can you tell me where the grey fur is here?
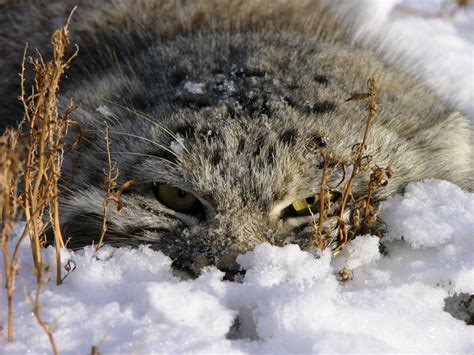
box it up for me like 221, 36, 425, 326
1, 0, 472, 273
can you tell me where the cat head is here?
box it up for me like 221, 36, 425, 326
56, 32, 463, 276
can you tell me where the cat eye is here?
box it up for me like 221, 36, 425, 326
283, 191, 341, 218
153, 183, 204, 215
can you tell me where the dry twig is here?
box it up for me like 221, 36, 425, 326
336, 76, 379, 247
96, 122, 136, 250
0, 7, 79, 347
0, 130, 26, 341
24, 272, 59, 355
18, 7, 78, 285
306, 76, 392, 256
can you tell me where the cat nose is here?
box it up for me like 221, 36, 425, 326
204, 208, 273, 272
215, 249, 242, 273
214, 231, 270, 274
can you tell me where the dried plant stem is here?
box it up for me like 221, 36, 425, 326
19, 7, 78, 285
306, 76, 389, 256
97, 123, 117, 250
0, 6, 78, 349
1, 130, 25, 342
337, 77, 378, 245
25, 273, 59, 355
363, 183, 374, 232
96, 124, 136, 250
5, 229, 29, 341
318, 157, 328, 230
312, 152, 329, 250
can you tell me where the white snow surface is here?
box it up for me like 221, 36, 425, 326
2, 1, 474, 354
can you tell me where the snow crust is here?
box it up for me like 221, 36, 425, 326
3, 180, 473, 354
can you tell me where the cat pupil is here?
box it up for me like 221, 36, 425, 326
177, 189, 187, 198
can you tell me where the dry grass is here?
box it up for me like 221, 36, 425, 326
0, 129, 26, 341
306, 76, 392, 259
96, 123, 136, 250
24, 272, 59, 355
0, 7, 136, 349
19, 8, 79, 286
0, 8, 78, 351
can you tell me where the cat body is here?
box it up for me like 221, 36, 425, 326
0, 0, 471, 273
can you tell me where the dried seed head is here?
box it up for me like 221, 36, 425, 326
338, 266, 353, 282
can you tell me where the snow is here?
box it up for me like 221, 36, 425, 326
95, 105, 114, 118
3, 180, 473, 353
183, 81, 205, 95
170, 135, 186, 154
381, 179, 474, 249
2, 1, 474, 354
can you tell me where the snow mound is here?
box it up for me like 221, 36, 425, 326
381, 179, 474, 249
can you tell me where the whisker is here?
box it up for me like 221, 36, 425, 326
97, 151, 180, 168
101, 98, 192, 156
95, 105, 122, 125
83, 129, 180, 161
58, 151, 179, 194
58, 181, 82, 195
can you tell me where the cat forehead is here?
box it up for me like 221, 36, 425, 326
129, 117, 332, 207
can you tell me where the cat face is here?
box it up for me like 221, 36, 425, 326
61, 102, 350, 274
